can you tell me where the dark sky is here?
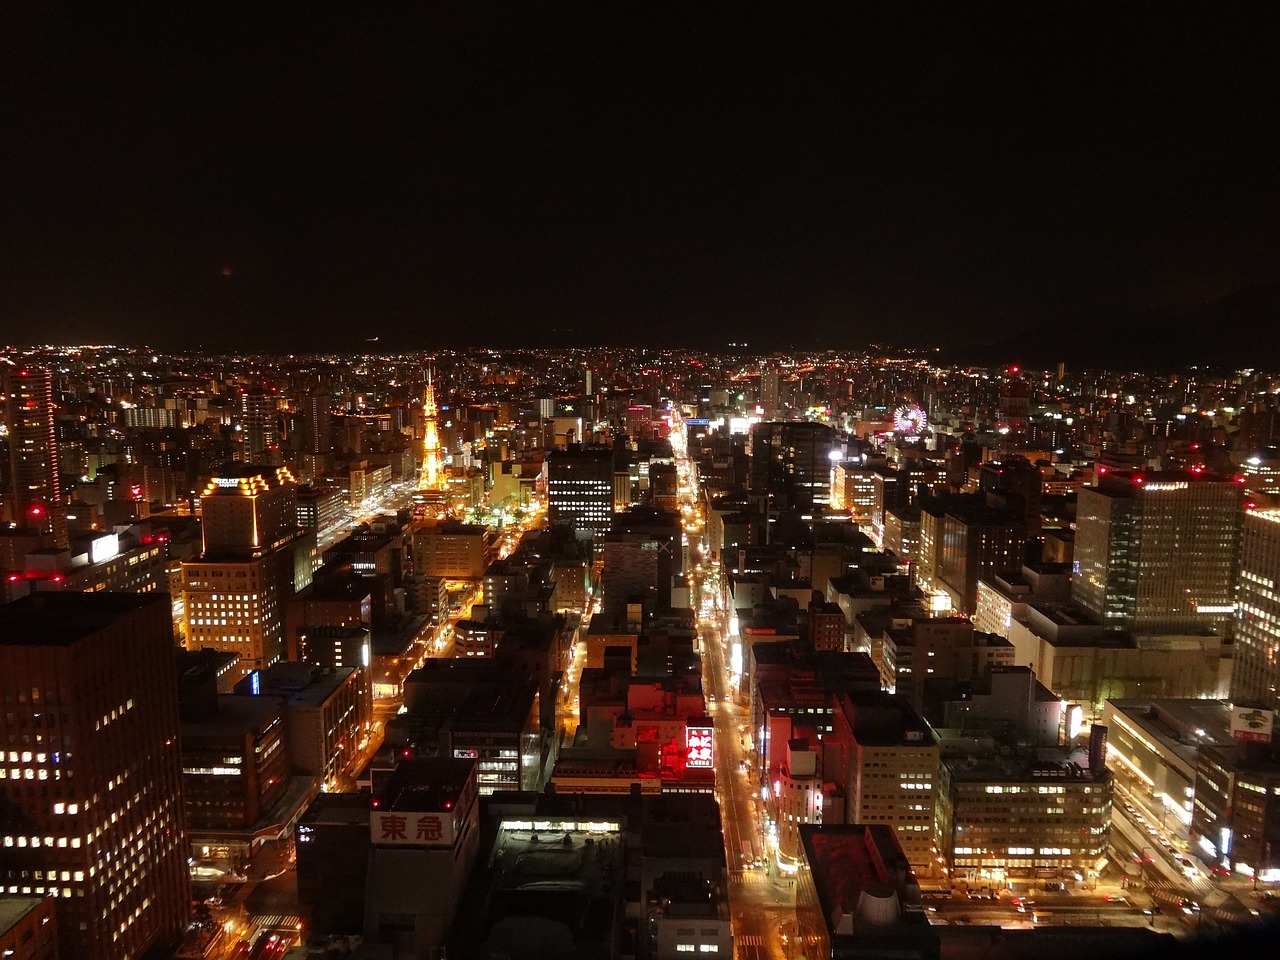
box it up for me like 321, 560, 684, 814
2, 3, 1278, 352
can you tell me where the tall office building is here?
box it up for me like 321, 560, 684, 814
2, 364, 68, 547
0, 593, 189, 960
750, 421, 836, 516
301, 392, 332, 455
936, 501, 1028, 616
183, 464, 312, 682
547, 446, 614, 543
1233, 507, 1280, 710
1072, 470, 1244, 634
759, 364, 780, 414
239, 388, 278, 463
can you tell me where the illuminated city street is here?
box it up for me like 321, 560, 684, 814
4, 11, 1280, 955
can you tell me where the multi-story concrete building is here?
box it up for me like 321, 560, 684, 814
1002, 600, 1233, 718
1101, 698, 1236, 836
826, 691, 941, 880
751, 421, 836, 516
0, 593, 189, 960
808, 599, 846, 653
179, 694, 289, 835
1191, 737, 1280, 878
935, 502, 1028, 616
937, 745, 1112, 887
237, 661, 371, 792
364, 758, 481, 957
409, 519, 493, 580
867, 615, 1014, 710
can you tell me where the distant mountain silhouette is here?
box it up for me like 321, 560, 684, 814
953, 281, 1280, 371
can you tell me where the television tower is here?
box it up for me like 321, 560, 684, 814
419, 362, 444, 492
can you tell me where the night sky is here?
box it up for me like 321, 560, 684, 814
2, 4, 1278, 353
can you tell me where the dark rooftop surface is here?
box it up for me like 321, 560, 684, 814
379, 757, 475, 812
0, 591, 166, 646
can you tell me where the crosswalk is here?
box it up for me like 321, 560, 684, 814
736, 934, 764, 946
253, 914, 305, 932
731, 871, 767, 884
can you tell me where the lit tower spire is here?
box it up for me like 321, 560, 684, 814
419, 362, 444, 491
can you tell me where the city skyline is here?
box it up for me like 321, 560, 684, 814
2, 342, 1280, 956
2, 6, 1279, 362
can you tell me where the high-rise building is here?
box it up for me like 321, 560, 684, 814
239, 387, 279, 463
1233, 507, 1280, 711
547, 446, 615, 544
2, 364, 68, 547
0, 593, 189, 960
751, 421, 836, 516
759, 364, 780, 414
301, 392, 332, 456
936, 501, 1028, 616
1072, 470, 1244, 633
183, 464, 312, 682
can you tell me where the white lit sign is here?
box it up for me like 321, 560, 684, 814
1066, 704, 1084, 740
89, 533, 120, 565
214, 477, 240, 488
686, 726, 714, 769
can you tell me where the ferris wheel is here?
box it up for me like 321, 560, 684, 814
893, 403, 928, 437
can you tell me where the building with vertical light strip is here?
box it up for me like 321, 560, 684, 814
0, 593, 189, 960
1233, 506, 1280, 712
183, 465, 313, 683
2, 364, 68, 548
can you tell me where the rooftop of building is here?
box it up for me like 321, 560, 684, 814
325, 531, 397, 555
0, 896, 49, 936
944, 745, 1108, 783
482, 811, 625, 946
837, 690, 936, 747
202, 463, 298, 495
0, 591, 166, 646
403, 659, 539, 728
246, 661, 357, 706
411, 517, 490, 536
1093, 468, 1244, 495
370, 613, 429, 657
378, 757, 475, 813
297, 790, 372, 828
934, 925, 1177, 960
1104, 698, 1235, 770
298, 565, 373, 601
181, 693, 285, 736
799, 824, 930, 939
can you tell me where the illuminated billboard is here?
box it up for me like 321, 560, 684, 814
686, 725, 714, 769
1230, 707, 1274, 743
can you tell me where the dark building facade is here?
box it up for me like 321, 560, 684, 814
0, 593, 189, 960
